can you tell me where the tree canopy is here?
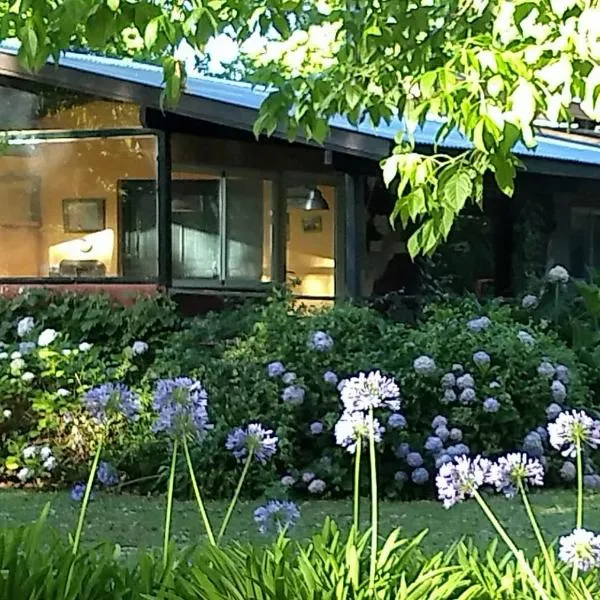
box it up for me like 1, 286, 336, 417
1, 0, 599, 255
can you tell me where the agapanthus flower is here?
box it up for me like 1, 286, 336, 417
226, 423, 278, 464
473, 351, 491, 367
267, 361, 285, 378
521, 294, 538, 309
281, 475, 295, 487
424, 436, 444, 454
523, 431, 544, 457
309, 331, 333, 351
387, 413, 407, 429
449, 428, 463, 442
18, 342, 36, 355
310, 421, 324, 435
551, 380, 567, 402
131, 341, 148, 356
85, 382, 141, 424
558, 529, 600, 572
517, 330, 535, 346
323, 370, 338, 385
282, 372, 297, 384
548, 410, 600, 458
537, 361, 555, 378
440, 373, 456, 389
37, 329, 57, 347
488, 453, 544, 497
584, 474, 600, 490
22, 445, 36, 459
483, 397, 500, 413
546, 403, 562, 421
254, 500, 300, 535
16, 317, 34, 338
70, 482, 94, 502
436, 426, 450, 442
152, 378, 210, 438
281, 385, 305, 405
413, 356, 437, 376
442, 389, 457, 404
17, 467, 30, 482
447, 443, 470, 457
436, 455, 492, 508
556, 365, 569, 384
394, 471, 408, 484
308, 479, 326, 494
456, 374, 475, 389
432, 415, 448, 429
339, 370, 400, 412
548, 265, 569, 284
560, 461, 576, 482
459, 388, 476, 404
467, 316, 491, 332
406, 452, 424, 468
394, 442, 410, 459
412, 467, 429, 485
335, 411, 384, 454
301, 471, 315, 483
97, 461, 119, 486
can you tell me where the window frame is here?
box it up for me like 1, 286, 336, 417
0, 126, 164, 285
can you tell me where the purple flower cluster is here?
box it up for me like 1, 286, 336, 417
308, 331, 333, 351
467, 316, 491, 332
83, 383, 141, 424
152, 377, 211, 439
225, 423, 278, 464
254, 500, 300, 534
70, 482, 95, 503
97, 461, 119, 487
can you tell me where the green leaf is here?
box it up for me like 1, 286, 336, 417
5, 456, 19, 470
382, 155, 401, 186
441, 170, 472, 212
144, 18, 159, 50
107, 0, 119, 10
272, 13, 290, 37
491, 156, 516, 196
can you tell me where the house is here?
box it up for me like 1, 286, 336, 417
1, 43, 600, 308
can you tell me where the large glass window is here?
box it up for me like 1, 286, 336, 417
171, 168, 273, 284
0, 77, 142, 130
0, 134, 158, 279
570, 207, 600, 278
286, 184, 336, 298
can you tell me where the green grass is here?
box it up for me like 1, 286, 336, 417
0, 489, 598, 554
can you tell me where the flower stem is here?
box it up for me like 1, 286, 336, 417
163, 438, 178, 569
474, 491, 549, 600
367, 407, 378, 590
353, 439, 362, 532
576, 438, 583, 530
554, 283, 560, 326
218, 448, 254, 544
72, 436, 103, 555
182, 436, 216, 546
518, 482, 565, 597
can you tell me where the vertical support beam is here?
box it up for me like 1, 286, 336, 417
219, 172, 228, 282
157, 131, 172, 288
271, 175, 287, 285
343, 173, 364, 299
335, 178, 346, 302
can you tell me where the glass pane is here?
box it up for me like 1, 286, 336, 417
0, 134, 158, 278
226, 176, 272, 281
171, 173, 221, 279
286, 184, 335, 298
0, 76, 142, 130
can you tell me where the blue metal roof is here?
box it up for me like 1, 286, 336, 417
2, 42, 600, 168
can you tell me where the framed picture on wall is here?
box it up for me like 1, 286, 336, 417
302, 215, 323, 233
63, 198, 105, 233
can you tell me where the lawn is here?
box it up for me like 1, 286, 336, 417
1, 489, 598, 554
